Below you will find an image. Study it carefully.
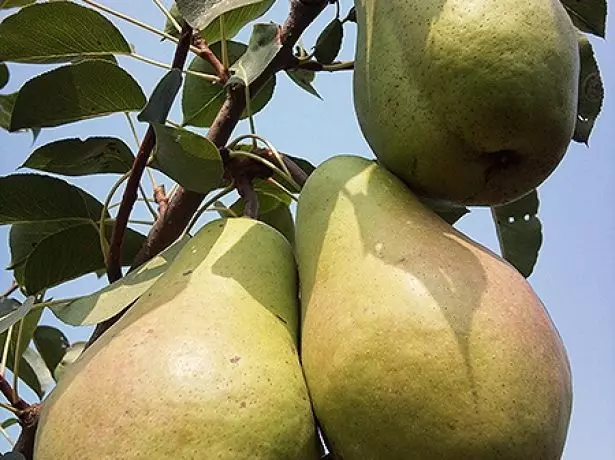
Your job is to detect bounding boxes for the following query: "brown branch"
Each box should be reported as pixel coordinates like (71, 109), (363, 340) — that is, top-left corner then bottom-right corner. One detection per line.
(12, 404), (40, 460)
(192, 33), (228, 83)
(235, 174), (259, 218)
(0, 374), (29, 412)
(153, 184), (169, 217)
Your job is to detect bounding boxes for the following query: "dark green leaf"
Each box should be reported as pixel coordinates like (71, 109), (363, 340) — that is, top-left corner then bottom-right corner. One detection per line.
(0, 174), (104, 225)
(51, 236), (190, 326)
(573, 33), (604, 144)
(0, 453), (26, 460)
(420, 198), (470, 225)
(176, 0), (270, 31)
(229, 23), (281, 86)
(0, 2), (131, 63)
(21, 347), (55, 395)
(33, 325), (69, 378)
(150, 124), (223, 194)
(0, 92), (16, 131)
(138, 69), (183, 124)
(286, 69), (321, 99)
(492, 190), (542, 278)
(314, 19), (343, 64)
(343, 7), (356, 24)
(0, 297), (34, 335)
(16, 222), (146, 294)
(0, 0), (35, 10)
(182, 41), (275, 127)
(0, 63), (8, 90)
(1, 418), (19, 429)
(561, 0), (606, 37)
(260, 202), (294, 246)
(21, 137), (134, 176)
(163, 3), (185, 39)
(54, 341), (85, 382)
(285, 154), (316, 177)
(10, 60), (146, 130)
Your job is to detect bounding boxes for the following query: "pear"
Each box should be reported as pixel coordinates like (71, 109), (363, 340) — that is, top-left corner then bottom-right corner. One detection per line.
(35, 218), (320, 459)
(353, 0), (580, 205)
(296, 155), (572, 459)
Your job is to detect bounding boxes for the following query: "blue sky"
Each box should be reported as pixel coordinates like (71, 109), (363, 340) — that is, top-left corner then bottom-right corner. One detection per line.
(0, 1), (613, 457)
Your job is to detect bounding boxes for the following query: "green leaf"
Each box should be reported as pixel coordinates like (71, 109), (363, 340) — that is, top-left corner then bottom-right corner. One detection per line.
(260, 202), (295, 246)
(51, 235), (189, 326)
(176, 0), (271, 31)
(21, 137), (134, 176)
(0, 309), (44, 398)
(182, 41), (276, 127)
(0, 297), (34, 335)
(0, 0), (35, 9)
(0, 2), (131, 63)
(10, 60), (146, 131)
(0, 63), (8, 90)
(0, 92), (16, 131)
(1, 418), (19, 429)
(21, 346), (55, 395)
(420, 198), (470, 225)
(573, 33), (604, 144)
(0, 174), (104, 225)
(150, 124), (223, 194)
(492, 190), (543, 278)
(138, 69), (183, 124)
(285, 154), (316, 177)
(229, 23), (281, 86)
(286, 69), (321, 99)
(561, 0), (606, 38)
(314, 18), (343, 64)
(33, 325), (69, 379)
(54, 341), (85, 382)
(13, 222), (146, 294)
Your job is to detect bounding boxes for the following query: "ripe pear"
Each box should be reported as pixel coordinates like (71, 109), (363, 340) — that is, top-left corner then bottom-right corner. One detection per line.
(296, 155), (572, 459)
(353, 0), (580, 205)
(35, 218), (320, 459)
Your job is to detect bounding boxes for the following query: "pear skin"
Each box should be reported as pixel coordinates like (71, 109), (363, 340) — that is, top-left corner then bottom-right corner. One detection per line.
(297, 155), (572, 459)
(353, 0), (580, 205)
(35, 218), (320, 459)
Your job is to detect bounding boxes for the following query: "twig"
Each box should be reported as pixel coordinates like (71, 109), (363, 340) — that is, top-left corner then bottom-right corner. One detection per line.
(0, 374), (28, 412)
(153, 184), (169, 217)
(1, 281), (18, 298)
(293, 59), (354, 72)
(235, 174), (259, 219)
(192, 33), (228, 83)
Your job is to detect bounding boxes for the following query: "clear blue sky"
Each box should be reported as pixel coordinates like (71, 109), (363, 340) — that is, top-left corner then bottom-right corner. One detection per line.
(0, 1), (613, 457)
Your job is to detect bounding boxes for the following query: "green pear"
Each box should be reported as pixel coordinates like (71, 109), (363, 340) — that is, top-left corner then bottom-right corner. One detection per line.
(353, 0), (580, 205)
(296, 155), (572, 459)
(35, 218), (320, 459)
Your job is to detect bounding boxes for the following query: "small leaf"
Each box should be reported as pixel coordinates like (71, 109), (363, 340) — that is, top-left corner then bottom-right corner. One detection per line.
(51, 235), (189, 326)
(0, 0), (35, 10)
(177, 0), (269, 31)
(492, 190), (542, 278)
(33, 326), (69, 378)
(1, 418), (18, 429)
(10, 60), (146, 131)
(150, 124), (223, 194)
(15, 223), (146, 294)
(138, 69), (183, 124)
(314, 19), (343, 64)
(229, 23), (281, 86)
(0, 174), (104, 225)
(0, 297), (34, 335)
(182, 41), (276, 127)
(561, 0), (606, 38)
(573, 33), (604, 144)
(0, 63), (8, 89)
(420, 198), (470, 225)
(21, 137), (134, 176)
(0, 2), (131, 63)
(285, 154), (316, 177)
(286, 69), (321, 99)
(21, 347), (55, 395)
(54, 342), (86, 382)
(0, 92), (16, 131)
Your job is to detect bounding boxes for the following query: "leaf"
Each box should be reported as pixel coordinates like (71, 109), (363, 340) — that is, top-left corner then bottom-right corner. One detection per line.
(492, 190), (543, 278)
(229, 23), (281, 86)
(51, 235), (189, 326)
(260, 202), (295, 246)
(420, 198), (470, 225)
(314, 19), (343, 64)
(21, 347), (55, 395)
(13, 222), (146, 294)
(0, 92), (16, 131)
(285, 154), (316, 177)
(10, 60), (146, 131)
(21, 137), (134, 176)
(561, 0), (606, 37)
(182, 41), (276, 127)
(0, 297), (34, 335)
(285, 69), (321, 99)
(0, 453), (26, 460)
(0, 63), (8, 90)
(0, 0), (36, 10)
(1, 418), (18, 429)
(150, 124), (223, 194)
(176, 0), (270, 31)
(54, 341), (86, 382)
(0, 2), (131, 63)
(138, 69), (183, 124)
(573, 33), (604, 144)
(0, 174), (104, 225)
(32, 325), (69, 378)
(165, 1), (275, 44)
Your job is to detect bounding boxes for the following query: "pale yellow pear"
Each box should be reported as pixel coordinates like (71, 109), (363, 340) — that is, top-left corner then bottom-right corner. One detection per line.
(297, 155), (572, 459)
(353, 0), (580, 205)
(35, 218), (320, 459)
